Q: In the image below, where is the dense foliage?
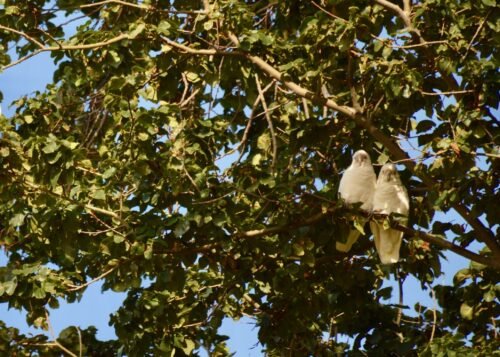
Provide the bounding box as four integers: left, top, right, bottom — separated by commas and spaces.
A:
0, 0, 498, 355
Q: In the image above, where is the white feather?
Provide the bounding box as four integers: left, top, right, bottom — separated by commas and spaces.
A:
336, 150, 376, 252
370, 164, 409, 264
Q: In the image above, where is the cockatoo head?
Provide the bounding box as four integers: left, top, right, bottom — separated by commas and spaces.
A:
379, 163, 401, 183
352, 150, 372, 167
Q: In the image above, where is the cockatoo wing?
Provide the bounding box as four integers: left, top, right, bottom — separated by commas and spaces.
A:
371, 164, 409, 264
336, 150, 376, 252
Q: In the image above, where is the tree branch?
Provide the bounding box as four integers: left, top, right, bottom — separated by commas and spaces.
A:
237, 209, 330, 238
3, 24, 497, 263
347, 51, 363, 113
373, 0, 412, 29
236, 207, 499, 269
66, 265, 118, 291
45, 312, 78, 357
0, 25, 45, 49
1, 33, 130, 71
23, 180, 121, 220
227, 32, 356, 118
79, 0, 207, 14
255, 74, 278, 173
393, 223, 499, 270
162, 34, 499, 258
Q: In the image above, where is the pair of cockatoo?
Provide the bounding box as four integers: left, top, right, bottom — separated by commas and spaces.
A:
336, 150, 410, 264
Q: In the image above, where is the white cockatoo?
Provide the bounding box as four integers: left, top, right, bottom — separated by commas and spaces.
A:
336, 150, 377, 252
370, 163, 410, 264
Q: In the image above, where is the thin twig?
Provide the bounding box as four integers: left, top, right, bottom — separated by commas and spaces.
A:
393, 40, 448, 49
88, 211, 126, 237
179, 73, 190, 105
80, 0, 150, 10
0, 25, 45, 49
2, 50, 43, 70
229, 81, 275, 163
76, 327, 83, 357
237, 209, 330, 238
79, 0, 207, 14
461, 10, 491, 61
396, 271, 404, 326
192, 191, 234, 205
66, 265, 119, 291
311, 1, 348, 23
347, 51, 362, 113
180, 88, 201, 107
302, 97, 310, 119
419, 89, 474, 96
255, 74, 278, 173
182, 162, 201, 193
45, 312, 78, 357
2, 33, 130, 71
429, 285, 437, 344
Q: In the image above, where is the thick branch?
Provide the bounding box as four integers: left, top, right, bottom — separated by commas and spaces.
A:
374, 0, 411, 28
393, 223, 499, 269
237, 208, 499, 269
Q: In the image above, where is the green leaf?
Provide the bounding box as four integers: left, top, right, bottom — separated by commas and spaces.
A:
459, 303, 473, 320
61, 139, 78, 150
257, 132, 271, 151
481, 0, 496, 6
292, 243, 305, 256
129, 22, 145, 39
91, 189, 106, 200
174, 220, 190, 237
483, 289, 496, 302
203, 21, 214, 31
157, 20, 171, 35
9, 213, 25, 227
42, 140, 59, 154
0, 278, 17, 296
453, 269, 470, 285
185, 72, 200, 83
144, 243, 153, 260
416, 120, 435, 133
0, 147, 9, 157
353, 218, 365, 235
102, 167, 116, 179
182, 339, 195, 355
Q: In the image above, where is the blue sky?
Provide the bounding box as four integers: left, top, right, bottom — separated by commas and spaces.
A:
0, 43, 472, 355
